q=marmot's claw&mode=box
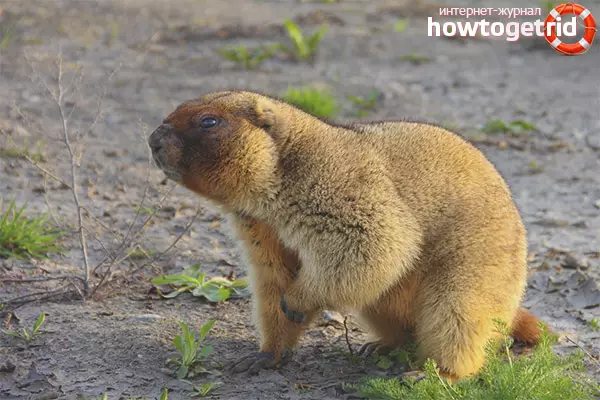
[280,293,307,323]
[358,341,393,357]
[228,350,293,375]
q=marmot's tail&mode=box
[511,307,544,345]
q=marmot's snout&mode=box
[148,123,184,182]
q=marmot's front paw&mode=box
[228,350,293,374]
[280,293,307,323]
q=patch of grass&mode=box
[217,44,278,69]
[351,325,598,400]
[0,139,46,162]
[169,319,215,379]
[0,199,62,259]
[280,19,328,61]
[589,318,600,331]
[3,312,46,342]
[128,246,157,260]
[0,24,14,50]
[482,119,537,134]
[541,0,558,13]
[348,89,380,117]
[185,381,220,398]
[282,86,339,119]
[393,19,408,33]
[152,263,249,302]
[130,204,154,215]
[399,52,432,65]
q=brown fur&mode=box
[148,90,545,380]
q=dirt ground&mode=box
[1,0,599,399]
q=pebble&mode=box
[563,253,589,270]
[0,358,16,373]
[594,200,600,209]
[131,314,163,324]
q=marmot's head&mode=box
[148,91,282,210]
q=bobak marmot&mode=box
[148,90,544,382]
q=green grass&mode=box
[0,139,46,162]
[393,19,408,33]
[0,199,62,259]
[217,44,278,69]
[152,263,249,302]
[350,326,598,400]
[280,19,328,62]
[169,319,215,379]
[282,86,339,119]
[482,119,537,134]
[348,89,380,117]
[399,53,432,65]
[3,312,46,342]
[0,24,14,50]
[589,319,599,331]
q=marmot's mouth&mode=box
[152,148,183,182]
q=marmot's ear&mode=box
[253,98,276,131]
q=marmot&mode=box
[148,90,543,382]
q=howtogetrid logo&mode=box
[545,3,596,55]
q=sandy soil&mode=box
[0,0,599,399]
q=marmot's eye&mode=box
[198,116,218,129]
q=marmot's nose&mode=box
[148,123,173,152]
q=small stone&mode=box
[132,314,162,324]
[0,358,16,373]
[321,310,345,327]
[594,200,600,209]
[564,253,589,270]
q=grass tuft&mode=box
[352,326,598,399]
[280,19,328,62]
[282,86,339,119]
[216,44,278,69]
[0,199,62,259]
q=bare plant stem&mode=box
[344,316,353,355]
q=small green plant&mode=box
[393,19,408,33]
[152,264,248,302]
[0,199,62,259]
[542,0,558,13]
[282,86,339,119]
[169,319,215,379]
[348,89,380,117]
[3,312,46,342]
[280,19,328,61]
[482,119,537,134]
[0,24,14,50]
[217,44,278,69]
[0,139,46,162]
[399,52,432,65]
[160,387,168,400]
[351,324,598,399]
[589,318,600,331]
[186,382,219,398]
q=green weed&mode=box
[0,139,46,162]
[217,44,278,69]
[282,86,339,119]
[3,312,46,342]
[393,19,408,33]
[399,53,432,65]
[589,319,600,331]
[348,89,380,117]
[152,264,248,302]
[280,19,328,61]
[169,319,215,379]
[482,119,537,134]
[351,325,598,399]
[0,24,14,49]
[0,199,62,259]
